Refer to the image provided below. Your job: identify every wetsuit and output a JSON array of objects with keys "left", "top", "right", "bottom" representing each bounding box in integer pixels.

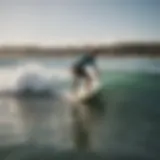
[{"left": 73, "top": 54, "right": 96, "bottom": 78}]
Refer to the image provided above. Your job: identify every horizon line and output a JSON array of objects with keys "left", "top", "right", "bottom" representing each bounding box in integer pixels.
[{"left": 0, "top": 40, "right": 160, "bottom": 48}]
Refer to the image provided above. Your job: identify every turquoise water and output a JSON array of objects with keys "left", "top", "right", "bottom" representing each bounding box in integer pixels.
[{"left": 0, "top": 57, "right": 159, "bottom": 160}]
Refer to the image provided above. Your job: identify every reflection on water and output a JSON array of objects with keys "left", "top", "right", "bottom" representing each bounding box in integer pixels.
[
  {"left": 0, "top": 72, "right": 160, "bottom": 160},
  {"left": 0, "top": 97, "right": 75, "bottom": 149},
  {"left": 71, "top": 100, "right": 105, "bottom": 151},
  {"left": 0, "top": 95, "right": 104, "bottom": 151}
]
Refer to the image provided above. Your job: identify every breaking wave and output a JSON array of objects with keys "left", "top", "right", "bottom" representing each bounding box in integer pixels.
[{"left": 0, "top": 62, "right": 71, "bottom": 96}]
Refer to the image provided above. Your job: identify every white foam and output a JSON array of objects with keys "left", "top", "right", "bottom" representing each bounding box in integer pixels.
[{"left": 0, "top": 62, "right": 71, "bottom": 94}]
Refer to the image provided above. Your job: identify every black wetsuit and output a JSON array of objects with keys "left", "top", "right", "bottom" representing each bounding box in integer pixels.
[{"left": 73, "top": 54, "right": 96, "bottom": 77}]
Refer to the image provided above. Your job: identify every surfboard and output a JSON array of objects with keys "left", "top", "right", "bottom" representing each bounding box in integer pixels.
[
  {"left": 65, "top": 65, "right": 101, "bottom": 103},
  {"left": 66, "top": 80, "right": 101, "bottom": 103}
]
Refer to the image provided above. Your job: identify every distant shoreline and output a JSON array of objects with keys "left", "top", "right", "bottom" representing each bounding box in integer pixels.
[
  {"left": 0, "top": 42, "right": 159, "bottom": 58},
  {"left": 0, "top": 54, "right": 159, "bottom": 59}
]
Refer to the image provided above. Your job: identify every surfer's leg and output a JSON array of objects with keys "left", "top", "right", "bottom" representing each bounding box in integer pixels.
[
  {"left": 85, "top": 74, "right": 93, "bottom": 92},
  {"left": 72, "top": 67, "right": 81, "bottom": 94},
  {"left": 83, "top": 66, "right": 93, "bottom": 92},
  {"left": 72, "top": 76, "right": 80, "bottom": 93}
]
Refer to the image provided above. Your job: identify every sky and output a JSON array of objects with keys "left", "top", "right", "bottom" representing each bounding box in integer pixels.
[{"left": 0, "top": 0, "right": 159, "bottom": 46}]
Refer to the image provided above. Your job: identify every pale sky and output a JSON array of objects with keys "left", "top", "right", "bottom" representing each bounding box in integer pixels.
[{"left": 0, "top": 0, "right": 159, "bottom": 46}]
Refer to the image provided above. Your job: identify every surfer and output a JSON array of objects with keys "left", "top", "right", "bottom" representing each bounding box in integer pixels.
[{"left": 71, "top": 49, "right": 100, "bottom": 95}]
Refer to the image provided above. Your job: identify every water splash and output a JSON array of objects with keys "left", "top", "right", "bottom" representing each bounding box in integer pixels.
[{"left": 0, "top": 62, "right": 71, "bottom": 95}]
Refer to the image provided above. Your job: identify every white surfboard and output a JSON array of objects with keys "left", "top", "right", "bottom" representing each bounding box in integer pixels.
[
  {"left": 66, "top": 81, "right": 100, "bottom": 103},
  {"left": 76, "top": 80, "right": 100, "bottom": 100},
  {"left": 66, "top": 66, "right": 101, "bottom": 103}
]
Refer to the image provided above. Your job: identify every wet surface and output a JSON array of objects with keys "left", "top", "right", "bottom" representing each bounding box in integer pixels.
[{"left": 0, "top": 71, "right": 160, "bottom": 160}]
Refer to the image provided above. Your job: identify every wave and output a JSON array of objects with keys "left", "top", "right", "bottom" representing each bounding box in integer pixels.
[
  {"left": 0, "top": 59, "right": 159, "bottom": 97},
  {"left": 0, "top": 62, "right": 71, "bottom": 97}
]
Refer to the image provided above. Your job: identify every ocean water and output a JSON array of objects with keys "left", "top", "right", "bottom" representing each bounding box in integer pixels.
[{"left": 0, "top": 57, "right": 160, "bottom": 160}]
